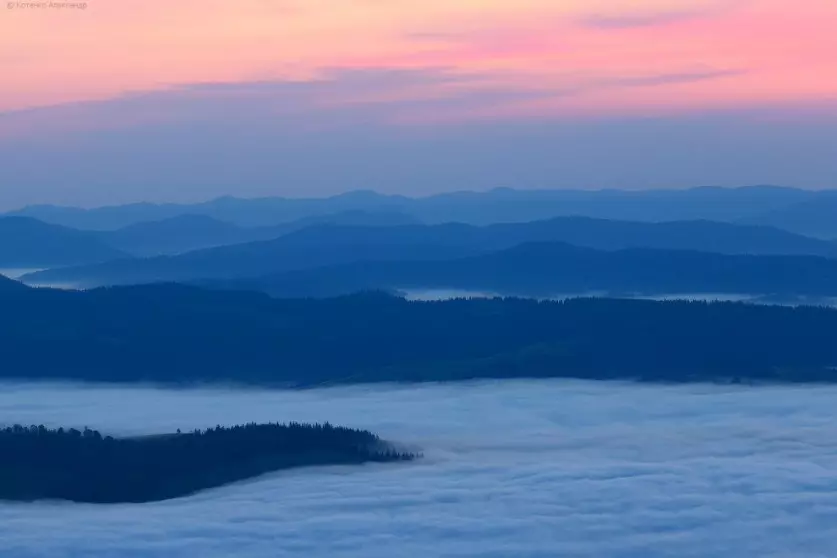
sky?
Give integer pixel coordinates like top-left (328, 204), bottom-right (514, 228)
top-left (0, 0), bottom-right (835, 209)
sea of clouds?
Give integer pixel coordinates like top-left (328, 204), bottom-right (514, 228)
top-left (1, 380), bottom-right (837, 557)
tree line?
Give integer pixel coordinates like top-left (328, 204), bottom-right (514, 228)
top-left (1, 285), bottom-right (836, 385)
top-left (0, 422), bottom-right (415, 503)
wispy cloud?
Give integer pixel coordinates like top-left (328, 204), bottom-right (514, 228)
top-left (579, 8), bottom-right (712, 29)
top-left (604, 69), bottom-right (749, 88)
top-left (0, 66), bottom-right (751, 138)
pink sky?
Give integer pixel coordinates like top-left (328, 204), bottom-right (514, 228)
top-left (1, 0), bottom-right (835, 119)
top-left (0, 0), bottom-right (835, 208)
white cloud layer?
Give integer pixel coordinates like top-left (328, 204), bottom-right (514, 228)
top-left (1, 380), bottom-right (837, 557)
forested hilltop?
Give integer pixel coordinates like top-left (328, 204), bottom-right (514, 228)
top-left (1, 281), bottom-right (836, 385)
top-left (0, 422), bottom-right (414, 503)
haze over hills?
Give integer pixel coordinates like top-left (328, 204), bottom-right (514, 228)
top-left (22, 216), bottom-right (837, 288)
top-left (5, 192), bottom-right (422, 230)
top-left (1, 283), bottom-right (836, 385)
top-left (99, 211), bottom-right (405, 256)
top-left (201, 242), bottom-right (837, 300)
top-left (403, 185), bottom-right (819, 226)
top-left (86, 210), bottom-right (421, 257)
top-left (741, 192), bottom-right (837, 238)
top-left (100, 214), bottom-right (257, 256)
top-left (5, 185), bottom-right (829, 230)
top-left (0, 210), bottom-right (421, 264)
top-left (23, 224), bottom-right (480, 287)
top-left (0, 217), bottom-right (128, 268)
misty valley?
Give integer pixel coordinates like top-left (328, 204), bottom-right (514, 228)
top-left (5, 0), bottom-right (837, 550)
top-left (2, 380), bottom-right (837, 557)
top-left (2, 187), bottom-right (837, 557)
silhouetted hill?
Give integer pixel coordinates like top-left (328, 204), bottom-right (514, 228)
top-left (205, 242), bottom-right (837, 299)
top-left (92, 210), bottom-right (422, 256)
top-left (22, 217), bottom-right (835, 288)
top-left (0, 422), bottom-right (414, 503)
top-left (6, 186), bottom-right (822, 229)
top-left (102, 214), bottom-right (255, 256)
top-left (288, 209), bottom-right (419, 228)
top-left (21, 224), bottom-right (480, 287)
top-left (741, 192), bottom-right (837, 238)
top-left (0, 217), bottom-right (128, 268)
top-left (1, 284), bottom-right (836, 385)
top-left (0, 274), bottom-right (27, 292)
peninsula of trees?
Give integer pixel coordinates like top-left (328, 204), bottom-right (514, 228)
top-left (0, 422), bottom-right (415, 503)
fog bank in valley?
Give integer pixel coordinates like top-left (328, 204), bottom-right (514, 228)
top-left (1, 380), bottom-right (837, 557)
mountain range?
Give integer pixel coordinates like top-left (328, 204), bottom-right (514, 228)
top-left (97, 210), bottom-right (418, 256)
top-left (7, 186), bottom-right (837, 236)
top-left (740, 191), bottom-right (837, 238)
top-left (21, 216), bottom-right (837, 288)
top-left (0, 217), bottom-right (128, 268)
top-left (201, 242), bottom-right (837, 300)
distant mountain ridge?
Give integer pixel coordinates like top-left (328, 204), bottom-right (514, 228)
top-left (202, 242), bottom-right (837, 300)
top-left (97, 210), bottom-right (417, 256)
top-left (0, 210), bottom-right (419, 262)
top-left (6, 192), bottom-right (421, 230)
top-left (741, 191), bottom-right (837, 238)
top-left (0, 217), bottom-right (128, 268)
top-left (7, 185), bottom-right (831, 230)
top-left (22, 216), bottom-right (837, 288)
top-left (100, 214), bottom-right (252, 256)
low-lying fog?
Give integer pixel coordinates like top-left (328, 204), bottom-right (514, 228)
top-left (0, 269), bottom-right (43, 280)
top-left (2, 380), bottom-right (837, 557)
top-left (402, 288), bottom-right (837, 307)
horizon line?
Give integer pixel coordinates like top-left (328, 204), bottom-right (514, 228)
top-left (3, 184), bottom-right (823, 213)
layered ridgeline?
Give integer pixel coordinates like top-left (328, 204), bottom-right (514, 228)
top-left (0, 217), bottom-right (127, 268)
top-left (0, 211), bottom-right (419, 265)
top-left (1, 282), bottom-right (836, 384)
top-left (21, 217), bottom-right (837, 288)
top-left (97, 210), bottom-right (419, 257)
top-left (0, 422), bottom-right (415, 503)
top-left (5, 185), bottom-right (828, 229)
top-left (741, 191), bottom-right (837, 238)
top-left (201, 242), bottom-right (837, 300)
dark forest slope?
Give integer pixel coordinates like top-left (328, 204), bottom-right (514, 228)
top-left (0, 274), bottom-right (28, 292)
top-left (1, 285), bottom-right (836, 385)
